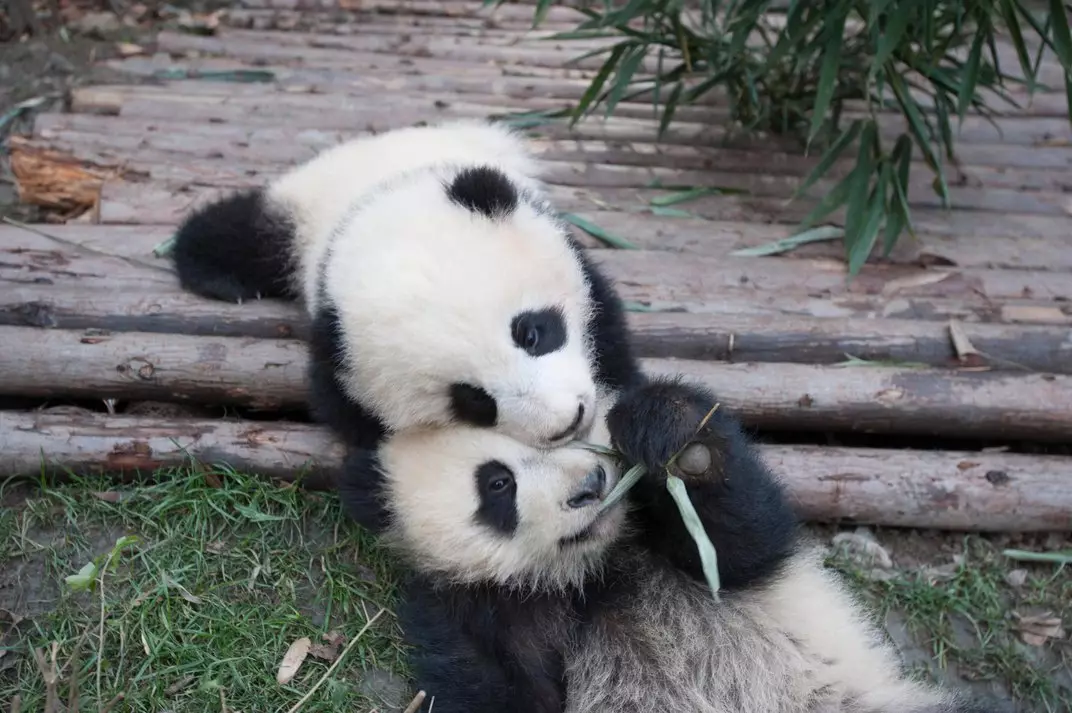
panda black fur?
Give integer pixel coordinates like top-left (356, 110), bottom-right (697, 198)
top-left (345, 377), bottom-right (999, 713)
top-left (170, 120), bottom-right (641, 449)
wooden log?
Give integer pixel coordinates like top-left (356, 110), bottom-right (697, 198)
top-left (2, 326), bottom-right (1071, 441)
top-left (4, 222), bottom-right (1071, 328)
top-left (1, 410), bottom-right (1069, 531)
top-left (92, 178), bottom-right (1072, 258)
top-left (3, 281), bottom-right (1071, 372)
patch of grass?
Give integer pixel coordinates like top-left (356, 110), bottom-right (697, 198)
top-left (827, 536), bottom-right (1072, 713)
top-left (0, 467), bottom-right (408, 712)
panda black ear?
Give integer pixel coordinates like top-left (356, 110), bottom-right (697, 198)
top-left (336, 447), bottom-right (391, 535)
top-left (446, 166), bottom-right (519, 220)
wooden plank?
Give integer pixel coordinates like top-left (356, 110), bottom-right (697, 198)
top-left (1, 410), bottom-right (1069, 531)
top-left (2, 326), bottom-right (1070, 441)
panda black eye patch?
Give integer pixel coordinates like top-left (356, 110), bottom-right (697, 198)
top-left (511, 308), bottom-right (567, 357)
top-left (473, 460), bottom-right (518, 535)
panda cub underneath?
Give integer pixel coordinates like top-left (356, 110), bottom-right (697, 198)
top-left (345, 377), bottom-right (996, 713)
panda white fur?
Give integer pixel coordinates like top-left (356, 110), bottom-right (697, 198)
top-left (342, 377), bottom-right (998, 713)
top-left (170, 120), bottom-right (641, 449)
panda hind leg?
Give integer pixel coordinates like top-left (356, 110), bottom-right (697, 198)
top-left (171, 189), bottom-right (296, 303)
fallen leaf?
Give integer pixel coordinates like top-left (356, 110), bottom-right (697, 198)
top-left (1005, 569), bottom-right (1029, 588)
top-left (322, 630), bottom-right (347, 647)
top-left (308, 642), bottom-right (339, 662)
top-left (116, 42), bottom-right (145, 57)
top-left (164, 576), bottom-right (203, 605)
top-left (276, 637), bottom-right (311, 685)
top-left (203, 471), bottom-right (223, 488)
top-left (956, 461), bottom-right (980, 471)
top-left (921, 562), bottom-right (959, 585)
top-left (832, 529), bottom-right (893, 570)
top-left (1012, 612), bottom-right (1064, 646)
top-left (91, 491), bottom-right (123, 503)
top-left (1000, 305), bottom-right (1071, 325)
top-left (948, 320), bottom-right (983, 364)
top-left (880, 271), bottom-right (953, 296)
top-left (206, 540), bottom-right (226, 554)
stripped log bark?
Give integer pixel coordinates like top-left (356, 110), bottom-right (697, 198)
top-left (3, 284), bottom-right (1071, 371)
top-left (1, 410), bottom-right (1069, 531)
top-left (2, 326), bottom-right (1070, 441)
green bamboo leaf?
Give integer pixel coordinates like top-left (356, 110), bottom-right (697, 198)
top-left (650, 206), bottom-right (696, 218)
top-left (1047, 0), bottom-right (1072, 68)
top-left (666, 475), bottom-right (721, 600)
top-left (658, 82), bottom-right (684, 139)
top-left (872, 0), bottom-right (915, 74)
top-left (651, 187), bottom-right (722, 206)
top-left (798, 170), bottom-right (854, 230)
top-left (888, 69), bottom-right (949, 205)
top-left (605, 45), bottom-right (647, 117)
top-left (848, 162), bottom-right (889, 276)
top-left (957, 26), bottom-right (987, 122)
top-left (843, 121), bottom-right (877, 250)
top-left (598, 463), bottom-right (647, 513)
top-left (571, 43), bottom-right (629, 125)
top-left (794, 119), bottom-right (863, 199)
top-left (730, 226), bottom-right (845, 257)
top-left (883, 135), bottom-right (914, 256)
top-left (560, 212), bottom-right (638, 249)
top-left (533, 0), bottom-right (554, 27)
top-left (808, 4), bottom-right (848, 145)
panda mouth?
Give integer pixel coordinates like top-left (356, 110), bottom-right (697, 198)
top-left (558, 510), bottom-right (610, 548)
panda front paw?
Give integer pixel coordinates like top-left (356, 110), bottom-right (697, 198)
top-left (606, 376), bottom-right (728, 487)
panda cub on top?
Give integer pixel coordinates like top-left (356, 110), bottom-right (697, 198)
top-left (345, 377), bottom-right (996, 713)
top-left (170, 120), bottom-right (640, 451)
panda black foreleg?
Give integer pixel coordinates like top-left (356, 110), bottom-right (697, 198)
top-left (398, 580), bottom-right (567, 713)
top-left (606, 376), bottom-right (798, 592)
top-left (171, 189), bottom-right (296, 303)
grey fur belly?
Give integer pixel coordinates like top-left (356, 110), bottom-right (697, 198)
top-left (564, 560), bottom-right (830, 713)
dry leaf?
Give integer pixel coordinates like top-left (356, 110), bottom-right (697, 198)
top-left (308, 642), bottom-right (339, 662)
top-left (276, 636), bottom-right (311, 685)
top-left (322, 630), bottom-right (347, 647)
top-left (880, 271), bottom-right (953, 296)
top-left (206, 540), bottom-right (226, 554)
top-left (203, 471), bottom-right (223, 488)
top-left (956, 461), bottom-right (979, 471)
top-left (91, 491), bottom-right (123, 503)
top-left (1013, 612), bottom-right (1064, 646)
top-left (1000, 305), bottom-right (1072, 325)
top-left (948, 320), bottom-right (982, 364)
top-left (116, 42), bottom-right (145, 57)
top-left (164, 576), bottom-right (203, 605)
top-left (832, 529), bottom-right (893, 570)
top-left (1005, 569), bottom-right (1029, 588)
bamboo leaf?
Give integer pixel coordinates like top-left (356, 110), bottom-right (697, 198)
top-left (957, 26), bottom-right (987, 122)
top-left (533, 0), bottom-right (554, 27)
top-left (571, 43), bottom-right (629, 125)
top-left (798, 170), bottom-right (854, 230)
top-left (809, 4), bottom-right (848, 145)
top-left (883, 135), bottom-right (914, 256)
top-left (843, 121), bottom-right (877, 251)
top-left (666, 475), bottom-right (721, 600)
top-left (793, 119), bottom-right (862, 199)
top-left (605, 45), bottom-right (647, 117)
top-left (650, 187), bottom-right (722, 206)
top-left (1047, 0), bottom-right (1072, 68)
top-left (560, 213), bottom-right (638, 249)
top-left (888, 69), bottom-right (948, 205)
top-left (872, 0), bottom-right (915, 73)
top-left (848, 162), bottom-right (889, 276)
top-left (658, 82), bottom-right (684, 139)
top-left (598, 463), bottom-right (647, 513)
top-left (730, 226), bottom-right (845, 257)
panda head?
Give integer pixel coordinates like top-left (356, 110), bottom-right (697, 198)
top-left (375, 425), bottom-right (628, 592)
top-left (321, 164), bottom-right (601, 448)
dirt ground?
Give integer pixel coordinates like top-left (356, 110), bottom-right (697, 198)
top-left (1, 5), bottom-right (1070, 712)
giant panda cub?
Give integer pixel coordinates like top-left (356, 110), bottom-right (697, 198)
top-left (169, 120), bottom-right (640, 450)
top-left (346, 377), bottom-right (996, 713)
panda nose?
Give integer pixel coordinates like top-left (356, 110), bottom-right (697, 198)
top-left (567, 465), bottom-right (606, 509)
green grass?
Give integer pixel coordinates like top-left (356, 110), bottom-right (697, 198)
top-left (827, 535), bottom-right (1072, 713)
top-left (0, 467), bottom-right (408, 712)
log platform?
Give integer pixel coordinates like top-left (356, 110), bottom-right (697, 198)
top-left (1, 0), bottom-right (1071, 531)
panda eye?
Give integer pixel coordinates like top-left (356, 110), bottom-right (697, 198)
top-left (510, 308), bottom-right (566, 357)
top-left (488, 474), bottom-right (514, 494)
top-left (523, 325), bottom-right (540, 351)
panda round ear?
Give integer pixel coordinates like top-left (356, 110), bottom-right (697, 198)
top-left (445, 166), bottom-right (519, 220)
